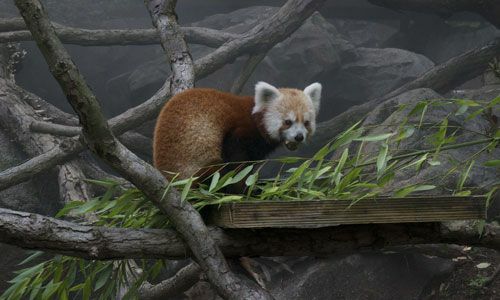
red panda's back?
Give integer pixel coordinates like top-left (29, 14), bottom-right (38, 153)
top-left (153, 88), bottom-right (254, 179)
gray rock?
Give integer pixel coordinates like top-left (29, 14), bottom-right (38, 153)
top-left (185, 252), bottom-right (455, 300)
top-left (359, 88), bottom-right (499, 198)
top-left (317, 47), bottom-right (434, 119)
top-left (416, 23), bottom-right (500, 64)
top-left (120, 7), bottom-right (356, 104)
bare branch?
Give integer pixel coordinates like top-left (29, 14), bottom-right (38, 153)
top-left (314, 37), bottom-right (500, 145)
top-left (368, 0), bottom-right (500, 29)
top-left (0, 207), bottom-right (498, 259)
top-left (139, 262), bottom-right (202, 300)
top-left (0, 18), bottom-right (237, 47)
top-left (13, 0), bottom-right (295, 298)
top-left (0, 0), bottom-right (325, 207)
top-left (230, 53), bottom-right (267, 95)
top-left (29, 120), bottom-right (152, 156)
top-left (0, 17), bottom-right (26, 31)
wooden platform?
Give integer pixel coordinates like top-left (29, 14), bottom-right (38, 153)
top-left (206, 196), bottom-right (487, 228)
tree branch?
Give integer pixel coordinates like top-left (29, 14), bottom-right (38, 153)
top-left (13, 0), bottom-right (289, 298)
top-left (0, 17), bottom-right (237, 47)
top-left (368, 0), bottom-right (500, 29)
top-left (139, 262), bottom-right (202, 300)
top-left (0, 207), bottom-right (498, 260)
top-left (230, 53), bottom-right (267, 95)
top-left (0, 0), bottom-right (325, 202)
top-left (314, 37), bottom-right (500, 145)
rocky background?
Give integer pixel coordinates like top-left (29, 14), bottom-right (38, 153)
top-left (0, 0), bottom-right (499, 299)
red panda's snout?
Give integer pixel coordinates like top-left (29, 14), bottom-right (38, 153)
top-left (253, 81), bottom-right (322, 151)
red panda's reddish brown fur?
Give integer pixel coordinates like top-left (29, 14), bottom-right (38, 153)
top-left (154, 88), bottom-right (259, 179)
top-left (153, 83), bottom-right (322, 181)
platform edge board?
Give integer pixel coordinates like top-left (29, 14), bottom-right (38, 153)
top-left (205, 196), bottom-right (487, 228)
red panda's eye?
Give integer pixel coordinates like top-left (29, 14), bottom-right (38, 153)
top-left (284, 120), bottom-right (292, 126)
top-left (304, 121), bottom-right (310, 127)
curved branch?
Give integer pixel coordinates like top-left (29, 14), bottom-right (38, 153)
top-left (0, 207), bottom-right (498, 259)
top-left (0, 18), bottom-right (237, 47)
top-left (368, 0), bottom-right (499, 29)
top-left (0, 0), bottom-right (325, 200)
top-left (230, 52), bottom-right (267, 95)
top-left (139, 262), bottom-right (202, 300)
top-left (314, 37), bottom-right (500, 145)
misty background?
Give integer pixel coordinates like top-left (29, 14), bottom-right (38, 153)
top-left (0, 0), bottom-right (499, 298)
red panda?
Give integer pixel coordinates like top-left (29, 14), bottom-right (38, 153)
top-left (153, 81), bottom-right (322, 180)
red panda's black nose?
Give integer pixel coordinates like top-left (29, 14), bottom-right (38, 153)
top-left (295, 133), bottom-right (304, 142)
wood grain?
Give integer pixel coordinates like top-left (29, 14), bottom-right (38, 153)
top-left (207, 196), bottom-right (486, 228)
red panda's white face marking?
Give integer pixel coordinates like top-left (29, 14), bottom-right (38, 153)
top-left (253, 81), bottom-right (322, 150)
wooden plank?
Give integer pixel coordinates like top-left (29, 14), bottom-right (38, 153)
top-left (205, 196), bottom-right (487, 228)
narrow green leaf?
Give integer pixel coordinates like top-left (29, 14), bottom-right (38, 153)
top-left (376, 143), bottom-right (389, 178)
top-left (180, 177), bottom-right (194, 202)
top-left (484, 160), bottom-right (500, 167)
top-left (231, 165), bottom-right (254, 184)
top-left (354, 132), bottom-right (394, 142)
top-left (18, 251), bottom-right (43, 266)
top-left (245, 173), bottom-right (258, 187)
top-left (208, 172), bottom-right (220, 192)
top-left (94, 266), bottom-right (112, 291)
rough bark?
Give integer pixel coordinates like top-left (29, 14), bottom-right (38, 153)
top-left (0, 77), bottom-right (91, 203)
top-left (139, 262), bottom-right (202, 300)
top-left (0, 18), bottom-right (237, 47)
top-left (0, 0), bottom-right (325, 204)
top-left (369, 0), bottom-right (500, 29)
top-left (0, 207), bottom-right (498, 259)
top-left (314, 37), bottom-right (500, 145)
top-left (12, 0), bottom-right (290, 298)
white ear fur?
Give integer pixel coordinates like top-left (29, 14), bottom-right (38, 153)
top-left (304, 82), bottom-right (322, 113)
top-left (253, 81), bottom-right (281, 114)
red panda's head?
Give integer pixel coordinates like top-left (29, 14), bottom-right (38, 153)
top-left (252, 81), bottom-right (322, 150)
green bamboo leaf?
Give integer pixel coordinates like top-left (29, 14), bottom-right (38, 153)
top-left (18, 251), bottom-right (43, 266)
top-left (55, 200), bottom-right (85, 218)
top-left (455, 105), bottom-right (469, 116)
top-left (94, 266), bottom-right (112, 291)
top-left (312, 143), bottom-right (332, 160)
top-left (376, 143), bottom-right (389, 178)
top-left (180, 177), bottom-right (194, 202)
top-left (73, 198), bottom-right (100, 215)
top-left (82, 277), bottom-right (92, 300)
top-left (354, 132), bottom-right (394, 142)
top-left (245, 173), bottom-right (258, 186)
top-left (208, 172), bottom-right (220, 192)
top-left (454, 190), bottom-right (471, 196)
top-left (395, 125), bottom-right (415, 141)
top-left (231, 165), bottom-right (254, 184)
top-left (457, 160), bottom-right (474, 191)
top-left (484, 160), bottom-right (500, 167)
top-left (277, 156), bottom-right (303, 163)
top-left (41, 281), bottom-right (62, 300)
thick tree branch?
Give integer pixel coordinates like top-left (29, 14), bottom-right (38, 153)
top-left (0, 18), bottom-right (237, 47)
top-left (314, 37), bottom-right (500, 145)
top-left (13, 0), bottom-right (294, 298)
top-left (0, 0), bottom-right (325, 204)
top-left (0, 76), bottom-right (91, 202)
top-left (0, 207), bottom-right (498, 259)
top-left (368, 0), bottom-right (500, 29)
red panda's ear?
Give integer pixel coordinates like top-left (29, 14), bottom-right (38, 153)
top-left (253, 81), bottom-right (280, 113)
top-left (304, 82), bottom-right (322, 113)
